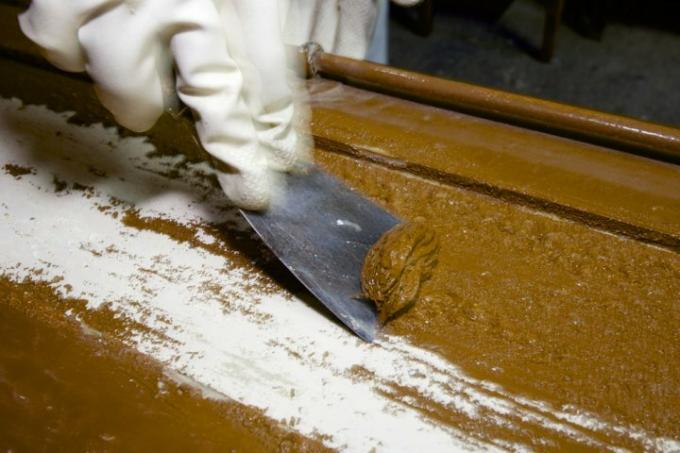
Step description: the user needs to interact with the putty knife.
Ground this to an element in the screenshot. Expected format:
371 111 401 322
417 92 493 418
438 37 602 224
241 166 399 341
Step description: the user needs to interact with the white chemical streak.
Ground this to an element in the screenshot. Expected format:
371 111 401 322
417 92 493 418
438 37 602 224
0 98 677 452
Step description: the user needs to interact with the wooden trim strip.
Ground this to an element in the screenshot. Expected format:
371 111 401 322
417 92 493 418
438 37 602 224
307 50 680 164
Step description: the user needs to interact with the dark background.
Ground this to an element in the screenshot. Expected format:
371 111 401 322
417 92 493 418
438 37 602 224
389 0 680 126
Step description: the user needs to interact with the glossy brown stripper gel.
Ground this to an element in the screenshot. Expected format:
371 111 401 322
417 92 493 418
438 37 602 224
361 221 440 324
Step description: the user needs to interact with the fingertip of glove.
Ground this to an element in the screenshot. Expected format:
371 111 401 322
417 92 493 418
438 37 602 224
216 170 272 212
94 84 165 133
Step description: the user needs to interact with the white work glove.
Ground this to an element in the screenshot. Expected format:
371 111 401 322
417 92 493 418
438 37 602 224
20 0 308 210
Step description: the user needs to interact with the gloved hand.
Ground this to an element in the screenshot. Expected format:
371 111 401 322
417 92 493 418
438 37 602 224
19 1 422 209
20 0 308 210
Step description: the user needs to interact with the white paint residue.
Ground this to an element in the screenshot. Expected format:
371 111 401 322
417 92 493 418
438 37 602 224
194 228 217 245
1 97 677 452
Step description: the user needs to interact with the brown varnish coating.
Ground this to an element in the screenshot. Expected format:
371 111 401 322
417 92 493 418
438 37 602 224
318 150 680 441
361 222 439 324
0 277 329 453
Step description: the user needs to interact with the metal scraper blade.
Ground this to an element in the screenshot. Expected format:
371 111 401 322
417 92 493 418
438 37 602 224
240 166 400 341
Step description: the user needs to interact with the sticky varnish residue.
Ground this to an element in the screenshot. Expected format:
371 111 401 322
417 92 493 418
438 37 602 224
1 97 679 451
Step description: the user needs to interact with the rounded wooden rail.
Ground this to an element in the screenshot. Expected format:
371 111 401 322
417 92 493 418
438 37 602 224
303 48 680 164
